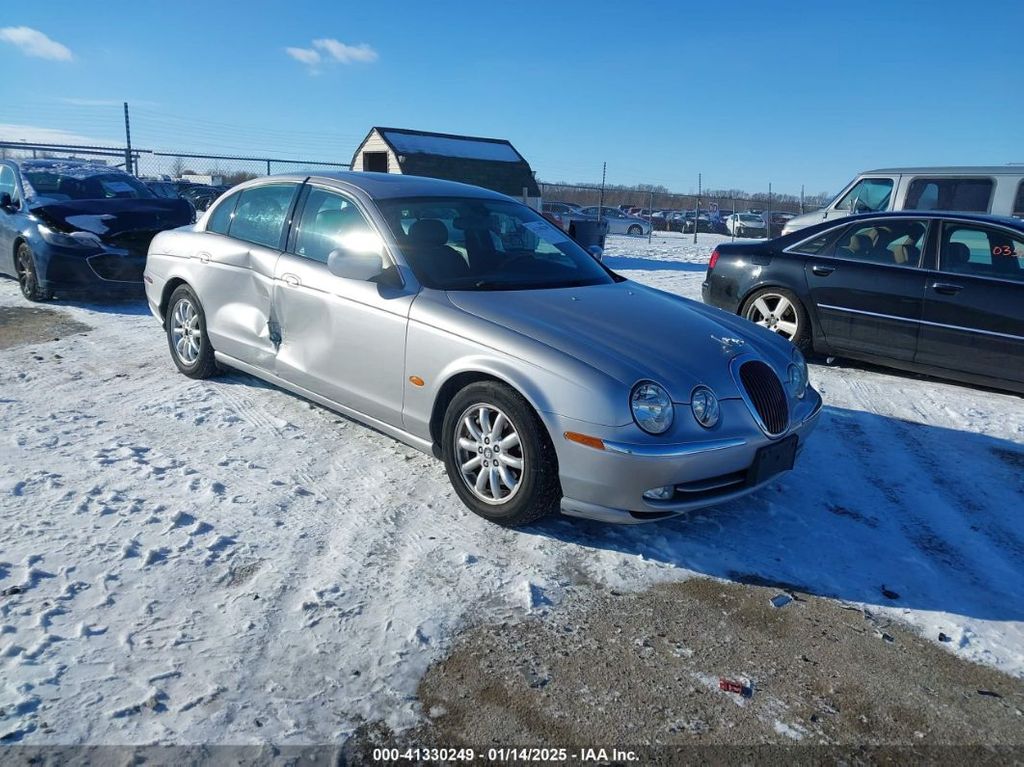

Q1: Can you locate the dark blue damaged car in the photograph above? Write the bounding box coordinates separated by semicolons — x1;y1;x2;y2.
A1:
0;159;193;301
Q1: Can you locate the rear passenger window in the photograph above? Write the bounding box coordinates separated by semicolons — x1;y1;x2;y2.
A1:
941;223;1024;283
904;178;992;212
206;191;240;235
832;220;928;267
227;184;298;249
790;229;842;256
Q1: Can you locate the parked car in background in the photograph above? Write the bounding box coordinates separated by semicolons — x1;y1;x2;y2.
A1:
145;171;820;525
683;212;713;234
701;211;1024;393
0;159;193;301
543;201;596;232
180;184;223;212
578;206;650;235
726;213;768;238
782;166;1024;235
144;179;184;200
765;211;796;237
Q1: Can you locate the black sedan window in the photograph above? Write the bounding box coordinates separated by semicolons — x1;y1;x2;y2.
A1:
941;223;1024;284
23;169;154;200
833;220;929;267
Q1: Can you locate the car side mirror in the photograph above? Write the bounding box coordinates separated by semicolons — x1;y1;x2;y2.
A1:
0;192;14;212
327;247;386;282
587;245;604;262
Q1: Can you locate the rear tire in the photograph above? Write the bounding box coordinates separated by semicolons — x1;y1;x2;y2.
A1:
16;243;52;302
627;224;642;236
166;284;218;379
442;382;560;527
741;287;812;352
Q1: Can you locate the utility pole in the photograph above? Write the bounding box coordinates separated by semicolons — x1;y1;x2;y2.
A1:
767;182;772;238
597;161;606;219
800;184;805;214
123;102;133;175
693;172;701;244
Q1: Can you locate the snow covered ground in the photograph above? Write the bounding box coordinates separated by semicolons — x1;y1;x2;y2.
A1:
1;231;1022;744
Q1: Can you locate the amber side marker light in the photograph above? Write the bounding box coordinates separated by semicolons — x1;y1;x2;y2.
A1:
409;376;425;387
564;431;605;450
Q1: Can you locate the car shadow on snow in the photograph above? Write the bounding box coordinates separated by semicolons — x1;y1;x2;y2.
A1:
531;406;1024;623
602;256;707;273
60;297;151;316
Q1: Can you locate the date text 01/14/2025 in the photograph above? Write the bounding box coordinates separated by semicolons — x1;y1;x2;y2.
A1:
371;747;640;762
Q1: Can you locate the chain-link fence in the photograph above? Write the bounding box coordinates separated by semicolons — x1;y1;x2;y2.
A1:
1;140;825;230
0;141;349;185
539;182;826;218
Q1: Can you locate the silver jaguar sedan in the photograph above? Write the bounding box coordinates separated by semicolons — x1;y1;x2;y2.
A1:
144;172;822;526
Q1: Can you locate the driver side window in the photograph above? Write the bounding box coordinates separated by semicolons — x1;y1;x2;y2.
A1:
0;166;19;205
835;178;894;213
291;188;381;264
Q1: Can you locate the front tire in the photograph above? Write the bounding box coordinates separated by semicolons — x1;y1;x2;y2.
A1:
742;287;811;352
627;224;643;236
166;285;218;379
16;243;52;302
442;382;560;527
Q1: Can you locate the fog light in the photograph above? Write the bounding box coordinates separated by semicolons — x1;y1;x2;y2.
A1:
643;485;675;501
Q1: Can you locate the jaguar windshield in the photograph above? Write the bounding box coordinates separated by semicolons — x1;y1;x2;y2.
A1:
378;197;614;291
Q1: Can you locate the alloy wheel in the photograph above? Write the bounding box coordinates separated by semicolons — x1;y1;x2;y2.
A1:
16;250;35;297
745;292;800;341
171;298;202;365
454;403;525;505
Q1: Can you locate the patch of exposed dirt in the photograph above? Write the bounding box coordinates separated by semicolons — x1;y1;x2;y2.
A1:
0;305;92;350
397;579;1024;755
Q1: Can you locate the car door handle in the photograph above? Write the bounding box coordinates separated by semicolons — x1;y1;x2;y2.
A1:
810;263;835;276
281;273;300;288
931;282;963;295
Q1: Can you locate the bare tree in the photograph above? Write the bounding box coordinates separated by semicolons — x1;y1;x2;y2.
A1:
170;156;185;178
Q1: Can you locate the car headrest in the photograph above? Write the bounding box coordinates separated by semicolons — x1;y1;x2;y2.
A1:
848;233;871;252
891;243;913;264
409;219;449;247
945;241;972;267
315;208;350;233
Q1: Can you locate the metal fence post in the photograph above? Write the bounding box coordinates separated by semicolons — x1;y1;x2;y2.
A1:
648;188;653;243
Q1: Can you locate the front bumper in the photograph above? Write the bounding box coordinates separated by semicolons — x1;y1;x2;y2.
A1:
550;391;823;523
35;243;146;297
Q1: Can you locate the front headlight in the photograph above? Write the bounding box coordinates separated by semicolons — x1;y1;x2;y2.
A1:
690;385;720;428
38;224;103;249
630;381;674;434
787;349;808;399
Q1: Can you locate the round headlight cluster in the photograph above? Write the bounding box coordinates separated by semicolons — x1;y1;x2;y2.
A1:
787;349;808;399
630;381;674;434
690;385;720;428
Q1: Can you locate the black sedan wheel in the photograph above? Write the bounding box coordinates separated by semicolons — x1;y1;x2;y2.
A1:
742;287;811;351
16;243;52;302
442;382;560;527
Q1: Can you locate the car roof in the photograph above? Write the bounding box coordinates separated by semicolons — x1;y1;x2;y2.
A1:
263;170;510;201
864;165;1024;175
10;158;121;172
839;210;1024;227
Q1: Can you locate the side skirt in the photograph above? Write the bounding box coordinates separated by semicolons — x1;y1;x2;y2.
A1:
214;352;437;456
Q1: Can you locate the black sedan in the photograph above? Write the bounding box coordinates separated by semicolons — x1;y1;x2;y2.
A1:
701;211;1024;393
0;159;193;301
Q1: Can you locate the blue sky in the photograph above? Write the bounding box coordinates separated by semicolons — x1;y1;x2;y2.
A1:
2;0;1022;197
